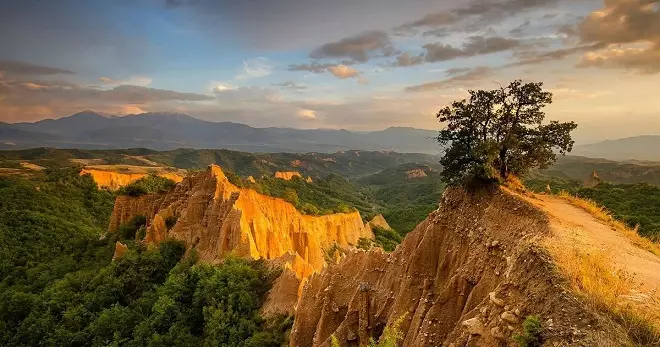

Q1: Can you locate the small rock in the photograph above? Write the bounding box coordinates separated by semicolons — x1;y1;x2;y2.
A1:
501;311;519;324
461;318;485;336
490;327;506;341
489;292;505;307
491;240;500;248
514;308;521;316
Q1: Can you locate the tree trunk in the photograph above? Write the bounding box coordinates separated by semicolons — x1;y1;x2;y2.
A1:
499;148;508;179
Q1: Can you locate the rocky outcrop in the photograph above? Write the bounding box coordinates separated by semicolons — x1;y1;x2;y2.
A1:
405;168;428;179
366;214;392;231
109;165;373;313
81;169;183;190
275;171;303;180
291;187;626;347
583;170;601;188
112;241;128;260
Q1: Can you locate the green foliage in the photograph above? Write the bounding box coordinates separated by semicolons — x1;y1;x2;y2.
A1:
117;215;147;241
513;315;543;347
116;175;176;197
0;168;114;283
358;164;444;234
324;243;346;264
369;314;407;347
372;227;402;252
164;215;178;230
242;173;371;216
357;237;373;251
0;171;289;346
436;80;577;185
575;183;660;240
331;335;341;347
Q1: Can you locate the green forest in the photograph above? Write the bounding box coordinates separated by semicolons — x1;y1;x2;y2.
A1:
0;169;290;346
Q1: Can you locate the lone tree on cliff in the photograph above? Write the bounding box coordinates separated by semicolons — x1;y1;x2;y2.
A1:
436;80;577;185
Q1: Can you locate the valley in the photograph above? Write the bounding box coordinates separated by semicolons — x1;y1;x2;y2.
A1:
2;147;660;346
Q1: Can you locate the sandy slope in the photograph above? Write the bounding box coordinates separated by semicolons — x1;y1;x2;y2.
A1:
522;193;660;299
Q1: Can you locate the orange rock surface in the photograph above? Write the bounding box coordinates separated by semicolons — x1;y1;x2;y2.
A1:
81;169;183;190
274;171;303;180
108;165;373;311
366;214;392;231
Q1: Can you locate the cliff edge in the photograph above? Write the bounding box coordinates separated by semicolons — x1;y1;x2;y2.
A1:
291;187;660;346
108;165;374;313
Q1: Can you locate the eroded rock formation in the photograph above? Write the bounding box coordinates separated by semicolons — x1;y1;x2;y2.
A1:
291;187;627;346
275;171;303;180
366;214;392;231
81;169;183;190
108;165;373;313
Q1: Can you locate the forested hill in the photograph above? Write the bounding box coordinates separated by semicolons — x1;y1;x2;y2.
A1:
0;168;291;346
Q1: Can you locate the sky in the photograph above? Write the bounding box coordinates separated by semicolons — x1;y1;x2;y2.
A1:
0;0;659;144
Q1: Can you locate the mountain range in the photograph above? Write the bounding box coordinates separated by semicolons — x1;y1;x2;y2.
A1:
3;111;660;161
0;111;440;153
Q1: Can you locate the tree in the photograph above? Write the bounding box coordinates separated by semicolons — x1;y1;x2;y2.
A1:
436;80;577;185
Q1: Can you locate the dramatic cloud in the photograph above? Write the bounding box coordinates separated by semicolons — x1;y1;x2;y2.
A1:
393;36;520;66
397;0;567;36
0;1;151;77
405;66;495;92
0;73;214;122
328;65;359;79
0;60;74;76
310;31;395;62
575;0;660;73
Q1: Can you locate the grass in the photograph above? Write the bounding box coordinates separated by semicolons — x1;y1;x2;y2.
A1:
557;191;660;257
555;248;660;346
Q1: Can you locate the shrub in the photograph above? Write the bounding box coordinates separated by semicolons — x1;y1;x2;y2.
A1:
117;175;177;197
513;315;543;347
117;215;147;241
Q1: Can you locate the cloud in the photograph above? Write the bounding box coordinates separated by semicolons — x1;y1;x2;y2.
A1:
213;86;281;102
297;109;317;119
392;52;426;67
162;0;453;50
405;66;495;92
328;65;359;79
0;73;214;122
574;0;660;74
235;57;274;80
310;31;395;62
392;36;520;66
0;1;151;77
397;0;566;36
288;62;338;73
272;81;307;90
99;76;152;87
0;60;74;76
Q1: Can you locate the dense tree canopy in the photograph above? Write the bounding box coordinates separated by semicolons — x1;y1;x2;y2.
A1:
436;80;577;185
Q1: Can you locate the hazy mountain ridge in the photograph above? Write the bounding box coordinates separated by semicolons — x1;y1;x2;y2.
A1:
573;135;660;161
3;111;439;153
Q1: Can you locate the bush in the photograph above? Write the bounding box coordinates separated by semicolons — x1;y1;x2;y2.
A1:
117;215;147;241
117;175;177;197
513;315;543;347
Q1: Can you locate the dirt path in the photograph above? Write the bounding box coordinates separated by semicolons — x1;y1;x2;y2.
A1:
522;193;660;298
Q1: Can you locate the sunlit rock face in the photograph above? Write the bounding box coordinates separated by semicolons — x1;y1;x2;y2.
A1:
108;165;373;307
80;169;183;190
274;171;303;180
